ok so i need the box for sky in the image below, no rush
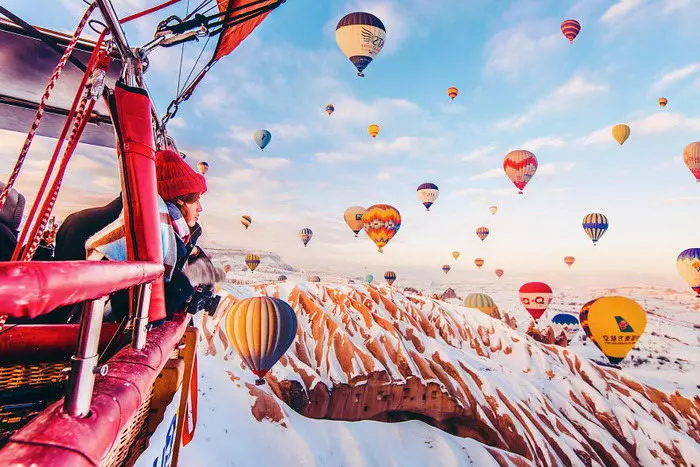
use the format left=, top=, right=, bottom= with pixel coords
left=1, top=0, right=699, bottom=289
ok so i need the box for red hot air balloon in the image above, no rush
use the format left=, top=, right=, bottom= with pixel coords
left=560, top=19, right=581, bottom=43
left=519, top=282, right=553, bottom=320
left=504, top=150, right=538, bottom=194
left=495, top=269, right=504, bottom=279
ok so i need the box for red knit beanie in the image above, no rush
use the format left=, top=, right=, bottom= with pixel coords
left=155, top=149, right=207, bottom=201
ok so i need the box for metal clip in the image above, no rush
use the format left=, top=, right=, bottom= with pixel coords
left=90, top=69, right=106, bottom=101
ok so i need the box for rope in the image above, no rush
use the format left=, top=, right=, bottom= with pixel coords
left=119, top=0, right=183, bottom=24
left=0, top=3, right=96, bottom=211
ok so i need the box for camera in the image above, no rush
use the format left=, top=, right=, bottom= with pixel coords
left=186, top=284, right=221, bottom=316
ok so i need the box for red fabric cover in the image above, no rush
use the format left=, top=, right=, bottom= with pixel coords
left=155, top=149, right=207, bottom=202
left=0, top=323, right=120, bottom=364
left=0, top=311, right=189, bottom=466
left=0, top=261, right=163, bottom=319
left=113, top=83, right=165, bottom=322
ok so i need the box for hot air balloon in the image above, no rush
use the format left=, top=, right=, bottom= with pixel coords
left=447, top=87, right=459, bottom=100
left=225, top=297, right=298, bottom=385
left=245, top=254, right=260, bottom=272
left=417, top=183, right=439, bottom=211
left=658, top=97, right=668, bottom=108
left=564, top=256, right=576, bottom=268
left=384, top=270, right=397, bottom=286
left=464, top=293, right=498, bottom=317
left=196, top=161, right=209, bottom=175
left=476, top=226, right=490, bottom=241
left=452, top=251, right=460, bottom=260
left=489, top=206, right=498, bottom=215
left=504, top=150, right=538, bottom=194
left=442, top=264, right=451, bottom=274
left=362, top=204, right=401, bottom=253
left=253, top=129, right=272, bottom=150
left=612, top=124, right=630, bottom=145
left=560, top=19, right=581, bottom=43
left=299, top=228, right=313, bottom=247
left=677, top=248, right=700, bottom=297
left=580, top=296, right=647, bottom=364
left=368, top=124, right=380, bottom=138
left=277, top=275, right=287, bottom=281
left=325, top=104, right=335, bottom=116
left=335, top=12, right=386, bottom=77
left=240, top=215, right=252, bottom=230
left=583, top=213, right=608, bottom=246
left=344, top=206, right=367, bottom=237
left=495, top=269, right=504, bottom=279
left=366, top=274, right=374, bottom=284
left=309, top=275, right=321, bottom=283
left=474, top=258, right=484, bottom=269
left=519, top=282, right=553, bottom=320
left=682, top=142, right=700, bottom=182
left=551, top=313, right=580, bottom=343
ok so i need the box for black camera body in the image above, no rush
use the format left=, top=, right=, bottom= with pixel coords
left=186, top=284, right=221, bottom=316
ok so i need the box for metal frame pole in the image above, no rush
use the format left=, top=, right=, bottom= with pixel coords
left=63, top=297, right=108, bottom=417
left=131, top=282, right=153, bottom=350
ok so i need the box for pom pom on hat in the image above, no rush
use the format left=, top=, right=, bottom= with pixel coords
left=155, top=149, right=207, bottom=201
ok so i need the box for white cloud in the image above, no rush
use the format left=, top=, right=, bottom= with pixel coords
left=229, top=169, right=256, bottom=182
left=651, top=63, right=700, bottom=92
left=315, top=152, right=363, bottom=164
left=439, top=103, right=468, bottom=115
left=664, top=195, right=700, bottom=203
left=331, top=96, right=420, bottom=124
left=663, top=0, right=692, bottom=13
left=601, top=0, right=644, bottom=23
left=268, top=123, right=309, bottom=139
left=470, top=168, right=503, bottom=181
left=458, top=145, right=497, bottom=162
left=537, top=162, right=575, bottom=175
left=376, top=172, right=391, bottom=181
left=583, top=112, right=700, bottom=144
left=497, top=76, right=609, bottom=129
left=483, top=21, right=562, bottom=81
left=520, top=137, right=567, bottom=152
left=244, top=157, right=292, bottom=170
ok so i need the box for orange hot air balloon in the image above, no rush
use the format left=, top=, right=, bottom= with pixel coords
left=579, top=296, right=647, bottom=365
left=223, top=264, right=232, bottom=274
left=225, top=297, right=298, bottom=385
left=447, top=87, right=459, bottom=100
left=474, top=258, right=484, bottom=269
left=504, top=150, right=538, bottom=194
left=658, top=97, right=668, bottom=108
left=612, top=124, right=631, bottom=145
left=362, top=204, right=401, bottom=253
left=368, top=124, right=380, bottom=138
left=344, top=206, right=367, bottom=237
left=495, top=269, right=504, bottom=279
left=564, top=256, right=576, bottom=268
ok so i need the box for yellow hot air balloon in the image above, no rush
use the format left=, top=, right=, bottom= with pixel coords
left=362, top=204, right=401, bottom=253
left=489, top=206, right=498, bottom=215
left=344, top=206, right=367, bottom=237
left=452, top=251, right=460, bottom=260
left=368, top=124, right=380, bottom=138
left=245, top=254, right=260, bottom=272
left=677, top=248, right=700, bottom=297
left=447, top=87, right=459, bottom=100
left=225, top=297, right=298, bottom=385
left=579, top=296, right=647, bottom=364
left=464, top=293, right=498, bottom=317
left=658, top=97, right=668, bottom=108
left=612, top=124, right=631, bottom=145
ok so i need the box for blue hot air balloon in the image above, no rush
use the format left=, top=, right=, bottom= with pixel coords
left=582, top=213, right=608, bottom=246
left=253, top=129, right=272, bottom=150
left=366, top=274, right=374, bottom=284
left=551, top=312, right=581, bottom=343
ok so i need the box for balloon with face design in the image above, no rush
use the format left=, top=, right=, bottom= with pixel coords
left=519, top=282, right=553, bottom=320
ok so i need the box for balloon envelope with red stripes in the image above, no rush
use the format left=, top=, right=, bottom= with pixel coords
left=561, top=19, right=581, bottom=43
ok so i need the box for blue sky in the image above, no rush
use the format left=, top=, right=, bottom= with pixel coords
left=1, top=0, right=699, bottom=288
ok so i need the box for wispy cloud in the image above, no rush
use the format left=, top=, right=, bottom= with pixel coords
left=470, top=168, right=503, bottom=181
left=650, top=63, right=700, bottom=92
left=315, top=151, right=363, bottom=164
left=331, top=96, right=421, bottom=124
left=601, top=0, right=644, bottom=23
left=268, top=123, right=309, bottom=139
left=520, top=136, right=567, bottom=152
left=244, top=157, right=292, bottom=170
left=583, top=112, right=700, bottom=144
left=458, top=145, right=497, bottom=162
left=497, top=75, right=609, bottom=129
left=663, top=0, right=693, bottom=13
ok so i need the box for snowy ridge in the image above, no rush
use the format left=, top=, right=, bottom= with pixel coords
left=195, top=279, right=700, bottom=466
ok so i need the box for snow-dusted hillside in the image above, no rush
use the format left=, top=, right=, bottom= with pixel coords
left=183, top=276, right=700, bottom=466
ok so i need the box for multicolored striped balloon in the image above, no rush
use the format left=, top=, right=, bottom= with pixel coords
left=447, top=86, right=459, bottom=100
left=240, top=215, right=252, bottom=230
left=298, top=228, right=313, bottom=247
left=325, top=104, right=335, bottom=116
left=474, top=258, right=485, bottom=269
left=677, top=248, right=700, bottom=297
left=682, top=142, right=700, bottom=182
left=245, top=254, right=260, bottom=272
left=362, top=204, right=401, bottom=252
left=582, top=213, right=609, bottom=245
left=442, top=264, right=451, bottom=274
left=225, top=297, right=298, bottom=385
left=476, top=226, right=490, bottom=241
left=560, top=19, right=581, bottom=43
left=504, top=150, right=538, bottom=194
left=384, top=270, right=397, bottom=285
left=464, top=293, right=498, bottom=317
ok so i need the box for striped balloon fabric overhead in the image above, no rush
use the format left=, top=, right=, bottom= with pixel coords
left=560, top=19, right=581, bottom=43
